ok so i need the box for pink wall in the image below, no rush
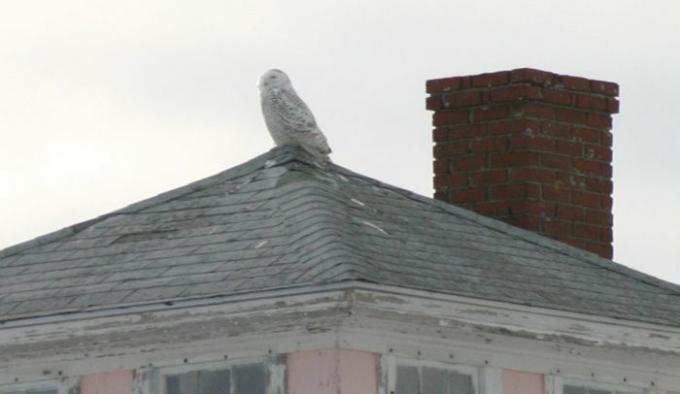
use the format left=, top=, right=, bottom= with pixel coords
left=288, top=349, right=378, bottom=394
left=80, top=370, right=133, bottom=394
left=503, top=369, right=544, bottom=394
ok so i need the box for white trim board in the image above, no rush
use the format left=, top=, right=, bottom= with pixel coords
left=1, top=284, right=679, bottom=390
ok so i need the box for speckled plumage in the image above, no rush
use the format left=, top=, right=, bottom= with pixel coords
left=259, top=69, right=331, bottom=159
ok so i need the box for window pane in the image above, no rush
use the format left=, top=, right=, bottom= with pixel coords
left=233, top=364, right=266, bottom=394
left=448, top=371, right=473, bottom=394
left=564, top=386, right=587, bottom=394
left=199, top=369, right=230, bottom=394
left=167, top=371, right=199, bottom=394
left=396, top=366, right=420, bottom=394
left=422, top=367, right=447, bottom=394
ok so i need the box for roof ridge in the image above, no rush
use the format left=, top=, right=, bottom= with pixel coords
left=328, top=163, right=680, bottom=295
left=0, top=147, right=302, bottom=260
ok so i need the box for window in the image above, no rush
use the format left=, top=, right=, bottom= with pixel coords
left=0, top=388, right=57, bottom=394
left=559, top=379, right=644, bottom=394
left=155, top=358, right=283, bottom=394
left=389, top=358, right=478, bottom=394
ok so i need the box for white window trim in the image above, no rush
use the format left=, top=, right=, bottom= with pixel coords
left=548, top=375, right=656, bottom=394
left=148, top=356, right=285, bottom=394
left=0, top=380, right=66, bottom=394
left=383, top=355, right=492, bottom=394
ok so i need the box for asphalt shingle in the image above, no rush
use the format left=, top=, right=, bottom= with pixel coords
left=1, top=145, right=680, bottom=326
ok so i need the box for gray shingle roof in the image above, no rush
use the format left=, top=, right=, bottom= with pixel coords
left=2, top=146, right=680, bottom=326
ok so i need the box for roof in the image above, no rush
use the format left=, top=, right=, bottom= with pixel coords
left=1, top=145, right=680, bottom=327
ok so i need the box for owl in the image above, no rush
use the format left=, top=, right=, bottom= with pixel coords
left=258, top=69, right=332, bottom=159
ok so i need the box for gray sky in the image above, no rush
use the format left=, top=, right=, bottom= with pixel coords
left=2, top=0, right=679, bottom=284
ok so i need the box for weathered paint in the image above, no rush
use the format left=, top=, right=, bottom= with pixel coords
left=3, top=285, right=680, bottom=391
left=288, top=349, right=378, bottom=394
left=81, top=370, right=133, bottom=394
left=502, top=369, right=544, bottom=394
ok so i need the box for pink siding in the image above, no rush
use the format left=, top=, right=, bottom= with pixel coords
left=80, top=370, right=133, bottom=394
left=288, top=349, right=378, bottom=394
left=503, top=369, right=544, bottom=394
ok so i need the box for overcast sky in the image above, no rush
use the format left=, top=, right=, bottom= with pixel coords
left=1, top=0, right=679, bottom=284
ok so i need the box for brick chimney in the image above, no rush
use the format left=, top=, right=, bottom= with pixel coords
left=426, top=69, right=619, bottom=259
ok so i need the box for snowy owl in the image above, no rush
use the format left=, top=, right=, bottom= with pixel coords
left=258, top=69, right=332, bottom=159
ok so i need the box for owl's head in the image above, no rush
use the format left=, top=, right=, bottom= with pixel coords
left=258, top=69, right=291, bottom=91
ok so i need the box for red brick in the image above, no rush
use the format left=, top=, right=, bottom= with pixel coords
left=510, top=68, right=556, bottom=85
left=443, top=141, right=470, bottom=155
left=585, top=178, right=613, bottom=194
left=487, top=119, right=539, bottom=135
left=521, top=103, right=556, bottom=120
left=590, top=79, right=619, bottom=96
left=600, top=227, right=613, bottom=243
left=433, top=128, right=448, bottom=142
left=607, top=99, right=620, bottom=114
left=489, top=85, right=542, bottom=102
left=449, top=124, right=487, bottom=139
left=474, top=201, right=512, bottom=217
left=585, top=210, right=613, bottom=226
left=541, top=153, right=572, bottom=170
left=555, top=108, right=588, bottom=125
left=434, top=190, right=447, bottom=200
left=443, top=91, right=482, bottom=108
left=542, top=122, right=572, bottom=139
left=571, top=191, right=602, bottom=209
left=560, top=75, right=591, bottom=92
left=573, top=158, right=601, bottom=173
left=556, top=140, right=583, bottom=156
left=576, top=95, right=608, bottom=112
left=601, top=131, right=613, bottom=147
left=433, top=110, right=469, bottom=126
left=510, top=135, right=557, bottom=152
left=470, top=169, right=508, bottom=185
left=451, top=154, right=486, bottom=171
left=434, top=174, right=452, bottom=189
left=572, top=127, right=600, bottom=143
left=561, top=238, right=588, bottom=249
left=507, top=216, right=541, bottom=231
left=427, top=77, right=463, bottom=94
left=509, top=167, right=556, bottom=183
left=471, top=71, right=511, bottom=87
left=489, top=151, right=541, bottom=167
left=451, top=187, right=485, bottom=204
left=472, top=105, right=513, bottom=122
left=433, top=159, right=449, bottom=174
left=556, top=172, right=585, bottom=189
left=542, top=88, right=573, bottom=106
left=600, top=163, right=613, bottom=178
left=586, top=243, right=612, bottom=259
left=583, top=145, right=612, bottom=161
left=510, top=200, right=555, bottom=216
left=555, top=205, right=585, bottom=221
left=426, top=95, right=443, bottom=110
left=543, top=220, right=572, bottom=237
left=470, top=137, right=508, bottom=153
left=542, top=185, right=571, bottom=203
left=573, top=223, right=600, bottom=240
left=601, top=195, right=613, bottom=209
left=490, top=183, right=540, bottom=200
left=587, top=113, right=612, bottom=129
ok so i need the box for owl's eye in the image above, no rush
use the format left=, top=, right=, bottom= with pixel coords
left=270, top=75, right=277, bottom=79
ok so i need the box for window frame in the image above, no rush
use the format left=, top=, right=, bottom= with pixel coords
left=383, top=355, right=483, bottom=394
left=550, top=376, right=650, bottom=394
left=0, top=380, right=64, bottom=394
left=149, top=356, right=285, bottom=394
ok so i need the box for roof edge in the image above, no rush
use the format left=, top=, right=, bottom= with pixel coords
left=0, top=146, right=311, bottom=259
left=329, top=164, right=680, bottom=295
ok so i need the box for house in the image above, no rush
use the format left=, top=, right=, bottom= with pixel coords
left=1, top=68, right=679, bottom=394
